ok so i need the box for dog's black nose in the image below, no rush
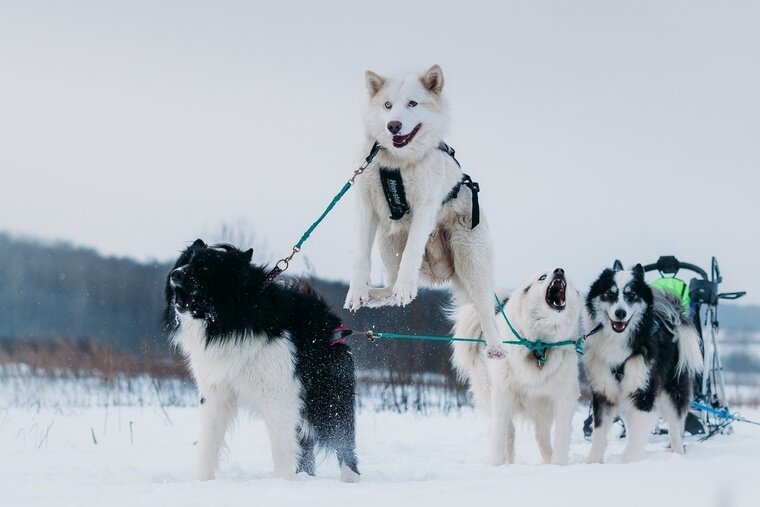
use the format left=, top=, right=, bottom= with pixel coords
left=554, top=268, right=565, bottom=275
left=615, top=308, right=627, bottom=320
left=387, top=121, right=402, bottom=135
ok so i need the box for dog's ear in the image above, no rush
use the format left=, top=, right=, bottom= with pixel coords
left=191, top=239, right=206, bottom=249
left=365, top=70, right=386, bottom=97
left=632, top=263, right=645, bottom=280
left=420, top=64, right=444, bottom=94
left=242, top=248, right=253, bottom=263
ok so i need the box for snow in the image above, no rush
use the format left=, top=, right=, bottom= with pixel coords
left=2, top=401, right=760, bottom=507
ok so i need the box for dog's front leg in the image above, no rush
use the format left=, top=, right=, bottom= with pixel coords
left=586, top=393, right=613, bottom=464
left=551, top=384, right=578, bottom=465
left=344, top=195, right=378, bottom=311
left=620, top=409, right=658, bottom=463
left=263, top=406, right=301, bottom=479
left=195, top=386, right=236, bottom=480
left=392, top=203, right=438, bottom=306
left=488, top=384, right=513, bottom=466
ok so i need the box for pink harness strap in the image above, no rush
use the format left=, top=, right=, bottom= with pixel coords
left=331, top=325, right=352, bottom=346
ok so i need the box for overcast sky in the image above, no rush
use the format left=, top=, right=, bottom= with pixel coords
left=1, top=1, right=758, bottom=304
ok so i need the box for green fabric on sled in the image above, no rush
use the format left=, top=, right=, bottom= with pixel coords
left=651, top=277, right=690, bottom=313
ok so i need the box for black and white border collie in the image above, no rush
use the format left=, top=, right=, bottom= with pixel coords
left=164, top=239, right=359, bottom=482
left=584, top=264, right=702, bottom=463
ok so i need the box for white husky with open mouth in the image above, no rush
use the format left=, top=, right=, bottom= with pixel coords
left=451, top=269, right=583, bottom=465
left=344, top=65, right=505, bottom=358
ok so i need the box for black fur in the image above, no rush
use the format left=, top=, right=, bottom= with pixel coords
left=164, top=239, right=359, bottom=477
left=591, top=392, right=612, bottom=428
left=586, top=265, right=694, bottom=423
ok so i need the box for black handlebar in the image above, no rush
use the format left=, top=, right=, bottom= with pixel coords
left=641, top=260, right=709, bottom=280
left=612, top=255, right=746, bottom=303
left=719, top=291, right=746, bottom=300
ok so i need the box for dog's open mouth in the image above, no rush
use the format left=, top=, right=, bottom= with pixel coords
left=609, top=317, right=631, bottom=333
left=392, top=123, right=422, bottom=148
left=173, top=289, right=191, bottom=313
left=545, top=277, right=567, bottom=311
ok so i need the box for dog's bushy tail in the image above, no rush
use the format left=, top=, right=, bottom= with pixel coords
left=676, top=323, right=703, bottom=376
left=653, top=290, right=703, bottom=376
left=447, top=292, right=510, bottom=414
left=448, top=302, right=484, bottom=383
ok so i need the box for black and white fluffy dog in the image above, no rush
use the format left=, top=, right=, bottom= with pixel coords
left=164, top=239, right=359, bottom=482
left=584, top=264, right=702, bottom=463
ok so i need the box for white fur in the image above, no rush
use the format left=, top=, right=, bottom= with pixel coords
left=451, top=271, right=583, bottom=466
left=345, top=65, right=505, bottom=358
left=171, top=313, right=303, bottom=481
left=650, top=289, right=703, bottom=376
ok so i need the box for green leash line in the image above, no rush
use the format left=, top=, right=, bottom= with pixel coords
left=364, top=296, right=604, bottom=367
left=365, top=330, right=584, bottom=353
left=260, top=143, right=381, bottom=291
left=293, top=180, right=352, bottom=252
left=365, top=332, right=485, bottom=344
left=276, top=142, right=381, bottom=271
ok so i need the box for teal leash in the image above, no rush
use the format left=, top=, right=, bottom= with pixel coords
left=259, top=142, right=381, bottom=293
left=365, top=298, right=603, bottom=367
left=492, top=294, right=591, bottom=365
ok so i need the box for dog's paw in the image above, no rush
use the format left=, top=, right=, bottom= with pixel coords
left=362, top=287, right=395, bottom=308
left=621, top=448, right=645, bottom=463
left=344, top=285, right=370, bottom=312
left=392, top=278, right=418, bottom=307
left=194, top=467, right=216, bottom=481
left=488, top=453, right=507, bottom=467
left=485, top=344, right=506, bottom=360
left=272, top=468, right=297, bottom=481
left=340, top=464, right=361, bottom=483
left=585, top=453, right=604, bottom=464
left=550, top=455, right=569, bottom=466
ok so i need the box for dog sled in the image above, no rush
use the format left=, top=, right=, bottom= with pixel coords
left=582, top=255, right=747, bottom=441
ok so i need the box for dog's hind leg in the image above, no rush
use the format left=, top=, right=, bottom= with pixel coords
left=532, top=402, right=554, bottom=463
left=506, top=420, right=516, bottom=464
left=334, top=409, right=360, bottom=482
left=450, top=228, right=505, bottom=359
left=659, top=395, right=686, bottom=455
left=195, top=385, right=236, bottom=481
left=297, top=435, right=316, bottom=476
left=337, top=444, right=361, bottom=483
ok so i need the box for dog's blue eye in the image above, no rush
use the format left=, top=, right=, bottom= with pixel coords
left=384, top=101, right=392, bottom=109
left=538, top=274, right=547, bottom=281
left=408, top=100, right=417, bottom=107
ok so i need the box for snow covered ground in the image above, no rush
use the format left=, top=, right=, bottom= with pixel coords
left=2, top=401, right=759, bottom=507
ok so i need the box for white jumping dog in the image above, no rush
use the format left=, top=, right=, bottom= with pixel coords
left=344, top=64, right=505, bottom=359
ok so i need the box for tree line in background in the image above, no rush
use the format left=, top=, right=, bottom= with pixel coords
left=0, top=233, right=456, bottom=377
left=1, top=231, right=758, bottom=379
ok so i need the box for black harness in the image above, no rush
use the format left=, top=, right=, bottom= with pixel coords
left=610, top=320, right=662, bottom=382
left=378, top=142, right=480, bottom=229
